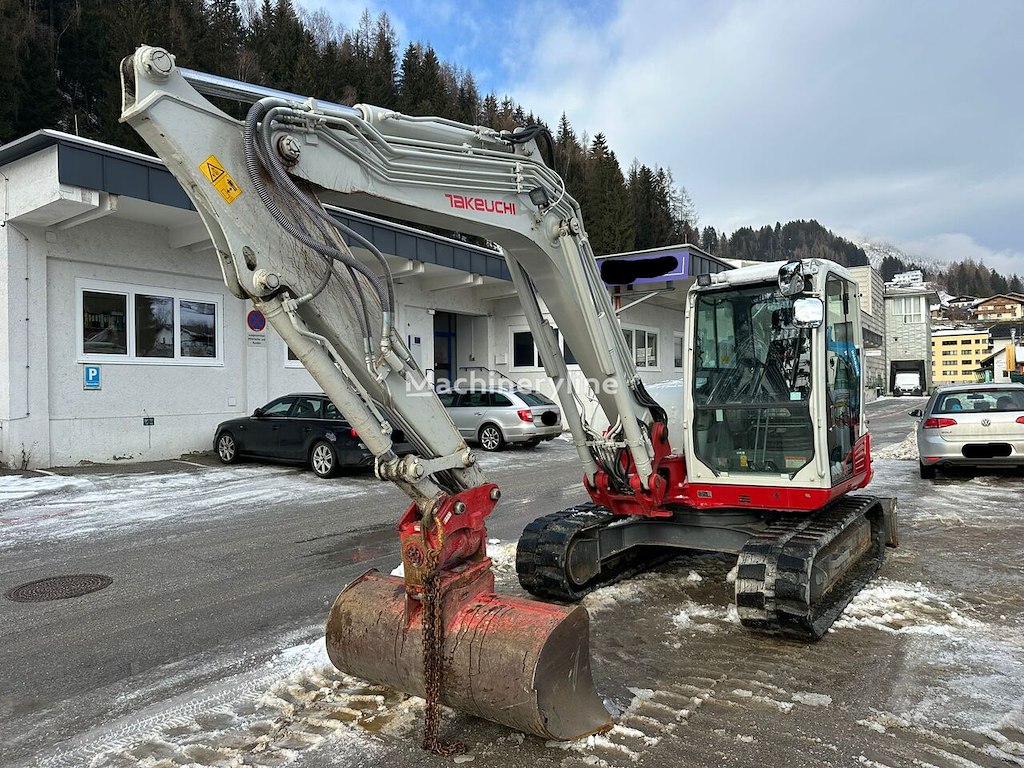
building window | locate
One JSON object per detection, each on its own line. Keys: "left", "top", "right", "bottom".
{"left": 512, "top": 330, "right": 541, "bottom": 368}
{"left": 890, "top": 296, "right": 924, "bottom": 323}
{"left": 83, "top": 291, "right": 128, "bottom": 355}
{"left": 135, "top": 294, "right": 175, "bottom": 358}
{"left": 79, "top": 280, "right": 222, "bottom": 364}
{"left": 623, "top": 325, "right": 659, "bottom": 368}
{"left": 673, "top": 333, "right": 685, "bottom": 369}
{"left": 941, "top": 340, "right": 957, "bottom": 346}
{"left": 562, "top": 337, "right": 577, "bottom": 366}
{"left": 180, "top": 300, "right": 217, "bottom": 358}
{"left": 510, "top": 326, "right": 578, "bottom": 369}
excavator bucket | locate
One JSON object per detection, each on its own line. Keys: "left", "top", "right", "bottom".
{"left": 326, "top": 569, "right": 612, "bottom": 740}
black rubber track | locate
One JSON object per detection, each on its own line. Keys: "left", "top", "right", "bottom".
{"left": 516, "top": 503, "right": 663, "bottom": 601}
{"left": 734, "top": 494, "right": 887, "bottom": 641}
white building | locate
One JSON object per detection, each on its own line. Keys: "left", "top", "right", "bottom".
{"left": 886, "top": 269, "right": 924, "bottom": 288}
{"left": 0, "top": 131, "right": 730, "bottom": 469}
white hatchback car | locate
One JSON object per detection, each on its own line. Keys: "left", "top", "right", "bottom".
{"left": 911, "top": 383, "right": 1024, "bottom": 478}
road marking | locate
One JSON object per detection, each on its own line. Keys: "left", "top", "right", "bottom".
{"left": 32, "top": 468, "right": 57, "bottom": 476}
{"left": 173, "top": 459, "right": 209, "bottom": 468}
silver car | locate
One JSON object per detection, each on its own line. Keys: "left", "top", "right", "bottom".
{"left": 439, "top": 388, "right": 562, "bottom": 451}
{"left": 911, "top": 383, "right": 1024, "bottom": 478}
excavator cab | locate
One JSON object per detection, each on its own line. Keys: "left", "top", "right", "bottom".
{"left": 685, "top": 261, "right": 869, "bottom": 496}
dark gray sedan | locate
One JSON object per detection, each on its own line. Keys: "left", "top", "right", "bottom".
{"left": 911, "top": 383, "right": 1024, "bottom": 478}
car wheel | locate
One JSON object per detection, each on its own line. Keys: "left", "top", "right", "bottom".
{"left": 524, "top": 437, "right": 542, "bottom": 448}
{"left": 216, "top": 432, "right": 240, "bottom": 464}
{"left": 478, "top": 424, "right": 505, "bottom": 452}
{"left": 919, "top": 462, "right": 937, "bottom": 480}
{"left": 310, "top": 440, "right": 340, "bottom": 478}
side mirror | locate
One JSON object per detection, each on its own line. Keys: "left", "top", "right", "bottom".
{"left": 778, "top": 260, "right": 806, "bottom": 296}
{"left": 908, "top": 409, "right": 923, "bottom": 418}
{"left": 793, "top": 297, "right": 824, "bottom": 328}
{"left": 253, "top": 407, "right": 264, "bottom": 417}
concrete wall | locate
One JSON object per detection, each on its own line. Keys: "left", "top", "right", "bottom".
{"left": 43, "top": 217, "right": 242, "bottom": 466}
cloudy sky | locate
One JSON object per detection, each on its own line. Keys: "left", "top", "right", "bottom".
{"left": 297, "top": 0, "right": 1023, "bottom": 276}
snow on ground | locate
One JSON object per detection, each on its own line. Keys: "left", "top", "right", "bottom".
{"left": 670, "top": 600, "right": 736, "bottom": 634}
{"left": 0, "top": 473, "right": 94, "bottom": 503}
{"left": 874, "top": 430, "right": 919, "bottom": 460}
{"left": 13, "top": 407, "right": 1024, "bottom": 768}
{"left": 39, "top": 633, "right": 421, "bottom": 768}
{"left": 0, "top": 466, "right": 378, "bottom": 547}
{"left": 832, "top": 579, "right": 982, "bottom": 635}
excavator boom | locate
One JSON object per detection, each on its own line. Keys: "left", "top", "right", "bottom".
{"left": 119, "top": 46, "right": 639, "bottom": 744}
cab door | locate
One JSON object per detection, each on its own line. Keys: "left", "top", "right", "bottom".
{"left": 824, "top": 275, "right": 862, "bottom": 484}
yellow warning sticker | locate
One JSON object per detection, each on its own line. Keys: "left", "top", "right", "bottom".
{"left": 199, "top": 155, "right": 242, "bottom": 204}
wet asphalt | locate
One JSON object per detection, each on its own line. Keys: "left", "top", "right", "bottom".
{"left": 2, "top": 399, "right": 1022, "bottom": 768}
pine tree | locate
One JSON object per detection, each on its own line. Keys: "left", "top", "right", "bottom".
{"left": 701, "top": 226, "right": 719, "bottom": 254}
{"left": 365, "top": 12, "right": 398, "bottom": 106}
{"left": 580, "top": 134, "right": 634, "bottom": 255}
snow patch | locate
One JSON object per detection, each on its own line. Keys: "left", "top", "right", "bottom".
{"left": 38, "top": 636, "right": 419, "bottom": 768}
{"left": 832, "top": 580, "right": 983, "bottom": 634}
{"left": 0, "top": 466, "right": 375, "bottom": 546}
{"left": 793, "top": 692, "right": 833, "bottom": 707}
{"left": 874, "top": 431, "right": 919, "bottom": 461}
{"left": 671, "top": 600, "right": 731, "bottom": 633}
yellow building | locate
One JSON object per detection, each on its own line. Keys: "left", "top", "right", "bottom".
{"left": 931, "top": 327, "right": 991, "bottom": 385}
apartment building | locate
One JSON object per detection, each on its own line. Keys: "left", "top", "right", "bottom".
{"left": 974, "top": 294, "right": 1024, "bottom": 322}
{"left": 930, "top": 327, "right": 990, "bottom": 385}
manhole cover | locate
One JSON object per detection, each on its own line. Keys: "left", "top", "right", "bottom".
{"left": 5, "top": 574, "right": 113, "bottom": 603}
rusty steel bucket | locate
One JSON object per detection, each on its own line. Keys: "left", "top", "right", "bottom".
{"left": 325, "top": 569, "right": 612, "bottom": 740}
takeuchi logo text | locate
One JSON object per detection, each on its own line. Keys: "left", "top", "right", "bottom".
{"left": 444, "top": 193, "right": 516, "bottom": 215}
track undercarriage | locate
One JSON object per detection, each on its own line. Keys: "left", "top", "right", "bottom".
{"left": 516, "top": 496, "right": 898, "bottom": 640}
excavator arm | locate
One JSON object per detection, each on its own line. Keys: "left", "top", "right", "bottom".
{"left": 119, "top": 46, "right": 662, "bottom": 744}
{"left": 121, "top": 47, "right": 666, "bottom": 510}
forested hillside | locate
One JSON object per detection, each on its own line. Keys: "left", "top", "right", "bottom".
{"left": 702, "top": 220, "right": 871, "bottom": 268}
{"left": 1, "top": 0, "right": 1018, "bottom": 291}
{"left": 0, "top": 0, "right": 693, "bottom": 257}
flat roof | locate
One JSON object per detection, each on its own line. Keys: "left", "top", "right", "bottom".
{"left": 931, "top": 327, "right": 989, "bottom": 336}
{"left": 0, "top": 130, "right": 512, "bottom": 281}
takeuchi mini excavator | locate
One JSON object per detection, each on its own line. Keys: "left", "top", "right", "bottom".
{"left": 120, "top": 47, "right": 899, "bottom": 749}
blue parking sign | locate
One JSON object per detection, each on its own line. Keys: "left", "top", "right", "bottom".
{"left": 84, "top": 364, "right": 101, "bottom": 390}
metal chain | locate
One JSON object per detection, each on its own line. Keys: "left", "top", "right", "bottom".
{"left": 420, "top": 514, "right": 466, "bottom": 756}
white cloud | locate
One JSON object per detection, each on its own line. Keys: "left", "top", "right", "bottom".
{"left": 892, "top": 233, "right": 1024, "bottom": 278}
{"left": 293, "top": 0, "right": 1022, "bottom": 275}
{"left": 492, "top": 0, "right": 1024, "bottom": 271}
